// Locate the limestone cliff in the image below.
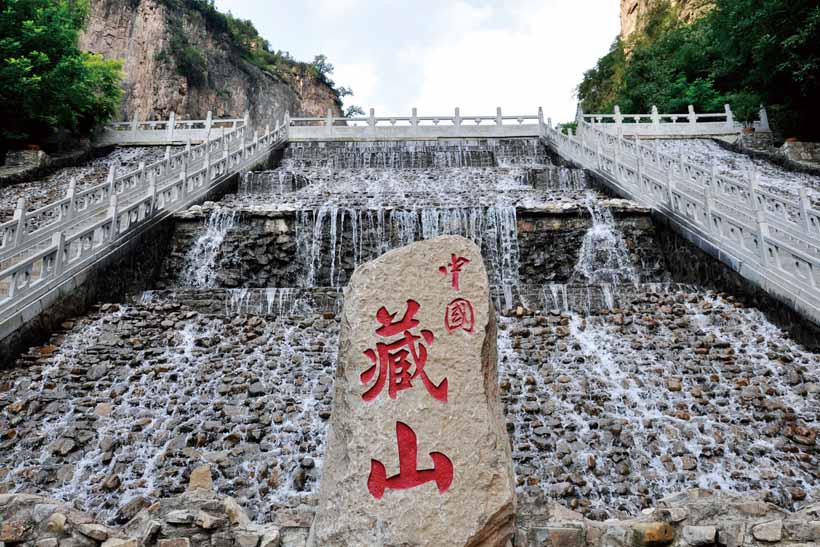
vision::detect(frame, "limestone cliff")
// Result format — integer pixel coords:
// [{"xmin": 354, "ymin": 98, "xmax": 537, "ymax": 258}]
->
[
  {"xmin": 79, "ymin": 0, "xmax": 342, "ymax": 127},
  {"xmin": 620, "ymin": 0, "xmax": 711, "ymax": 42}
]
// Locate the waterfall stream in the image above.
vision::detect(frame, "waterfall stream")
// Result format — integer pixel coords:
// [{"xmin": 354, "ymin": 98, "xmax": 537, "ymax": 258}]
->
[
  {"xmin": 177, "ymin": 208, "xmax": 238, "ymax": 288},
  {"xmin": 2, "ymin": 137, "xmax": 817, "ymax": 524}
]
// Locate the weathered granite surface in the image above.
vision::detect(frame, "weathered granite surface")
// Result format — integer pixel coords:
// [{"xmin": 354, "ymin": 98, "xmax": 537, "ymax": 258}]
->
[{"xmin": 310, "ymin": 236, "xmax": 515, "ymax": 547}]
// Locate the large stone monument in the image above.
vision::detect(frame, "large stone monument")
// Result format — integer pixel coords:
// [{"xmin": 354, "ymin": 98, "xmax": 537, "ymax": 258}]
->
[{"xmin": 309, "ymin": 236, "xmax": 516, "ymax": 547}]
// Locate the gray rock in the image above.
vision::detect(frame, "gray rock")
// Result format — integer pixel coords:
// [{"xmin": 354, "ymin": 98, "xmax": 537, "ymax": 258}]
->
[
  {"xmin": 681, "ymin": 526, "xmax": 717, "ymax": 546},
  {"xmin": 751, "ymin": 520, "xmax": 783, "ymax": 543}
]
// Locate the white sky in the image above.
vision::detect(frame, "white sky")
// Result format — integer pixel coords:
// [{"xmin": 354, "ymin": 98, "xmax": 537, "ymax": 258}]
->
[{"xmin": 213, "ymin": 0, "xmax": 620, "ymax": 122}]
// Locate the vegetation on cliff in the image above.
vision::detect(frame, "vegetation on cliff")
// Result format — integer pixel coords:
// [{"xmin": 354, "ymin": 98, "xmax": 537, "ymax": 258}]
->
[
  {"xmin": 578, "ymin": 0, "xmax": 820, "ymax": 140},
  {"xmin": 157, "ymin": 0, "xmax": 361, "ymax": 116},
  {"xmin": 0, "ymin": 0, "xmax": 123, "ymax": 160}
]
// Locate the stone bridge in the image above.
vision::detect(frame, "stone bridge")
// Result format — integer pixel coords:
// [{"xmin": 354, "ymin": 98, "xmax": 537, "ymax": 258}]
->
[{"xmin": 0, "ymin": 106, "xmax": 816, "ymax": 356}]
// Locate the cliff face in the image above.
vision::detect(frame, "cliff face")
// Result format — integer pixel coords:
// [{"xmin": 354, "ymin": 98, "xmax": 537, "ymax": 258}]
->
[
  {"xmin": 79, "ymin": 0, "xmax": 342, "ymax": 127},
  {"xmin": 620, "ymin": 0, "xmax": 711, "ymax": 42}
]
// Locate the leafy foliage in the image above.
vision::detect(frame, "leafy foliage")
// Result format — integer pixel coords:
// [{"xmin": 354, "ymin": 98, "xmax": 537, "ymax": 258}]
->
[
  {"xmin": 577, "ymin": 0, "xmax": 820, "ymax": 139},
  {"xmin": 0, "ymin": 0, "xmax": 123, "ymax": 154}
]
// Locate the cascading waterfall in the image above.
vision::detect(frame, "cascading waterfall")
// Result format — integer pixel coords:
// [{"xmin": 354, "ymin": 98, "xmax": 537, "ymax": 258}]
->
[
  {"xmin": 295, "ymin": 205, "xmax": 520, "ymax": 300},
  {"xmin": 573, "ymin": 192, "xmax": 640, "ymax": 285},
  {"xmin": 500, "ymin": 290, "xmax": 820, "ymax": 516},
  {"xmin": 8, "ymin": 132, "xmax": 818, "ymax": 527},
  {"xmin": 177, "ymin": 208, "xmax": 238, "ymax": 288}
]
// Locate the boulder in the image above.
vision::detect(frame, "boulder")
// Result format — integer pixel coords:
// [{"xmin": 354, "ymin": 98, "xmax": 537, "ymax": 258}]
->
[
  {"xmin": 751, "ymin": 520, "xmax": 783, "ymax": 543},
  {"xmin": 309, "ymin": 236, "xmax": 515, "ymax": 547}
]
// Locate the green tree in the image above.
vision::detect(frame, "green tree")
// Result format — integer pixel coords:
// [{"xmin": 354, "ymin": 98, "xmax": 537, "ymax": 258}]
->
[
  {"xmin": 577, "ymin": 0, "xmax": 820, "ymax": 139},
  {"xmin": 0, "ymin": 0, "xmax": 123, "ymax": 162}
]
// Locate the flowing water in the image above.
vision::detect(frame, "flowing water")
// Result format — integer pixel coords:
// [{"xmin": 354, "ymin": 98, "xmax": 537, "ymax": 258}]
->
[
  {"xmin": 1, "ymin": 137, "xmax": 817, "ymax": 523},
  {"xmin": 572, "ymin": 192, "xmax": 640, "ymax": 286},
  {"xmin": 177, "ymin": 208, "xmax": 238, "ymax": 288}
]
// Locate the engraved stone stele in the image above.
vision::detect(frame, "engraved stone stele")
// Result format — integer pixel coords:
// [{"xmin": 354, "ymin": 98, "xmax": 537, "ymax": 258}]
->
[{"xmin": 308, "ymin": 235, "xmax": 516, "ymax": 547}]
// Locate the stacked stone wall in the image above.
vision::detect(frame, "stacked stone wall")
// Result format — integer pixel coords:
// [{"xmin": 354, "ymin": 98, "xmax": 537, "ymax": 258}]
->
[{"xmin": 156, "ymin": 208, "xmax": 669, "ymax": 290}]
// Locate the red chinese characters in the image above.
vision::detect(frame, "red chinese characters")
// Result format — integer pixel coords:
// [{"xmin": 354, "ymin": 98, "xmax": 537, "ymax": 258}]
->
[
  {"xmin": 438, "ymin": 254, "xmax": 471, "ymax": 291},
  {"xmin": 445, "ymin": 298, "xmax": 475, "ymax": 334},
  {"xmin": 368, "ymin": 422, "xmax": 454, "ymax": 500},
  {"xmin": 361, "ymin": 300, "xmax": 448, "ymax": 403}
]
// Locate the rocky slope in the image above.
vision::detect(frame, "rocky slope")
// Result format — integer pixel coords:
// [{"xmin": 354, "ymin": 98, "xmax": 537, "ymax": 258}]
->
[
  {"xmin": 79, "ymin": 0, "xmax": 342, "ymax": 127},
  {"xmin": 620, "ymin": 0, "xmax": 711, "ymax": 42}
]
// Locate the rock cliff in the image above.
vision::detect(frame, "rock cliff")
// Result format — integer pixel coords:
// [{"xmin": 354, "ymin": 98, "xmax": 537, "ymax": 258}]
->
[
  {"xmin": 79, "ymin": 0, "xmax": 343, "ymax": 127},
  {"xmin": 620, "ymin": 0, "xmax": 711, "ymax": 42}
]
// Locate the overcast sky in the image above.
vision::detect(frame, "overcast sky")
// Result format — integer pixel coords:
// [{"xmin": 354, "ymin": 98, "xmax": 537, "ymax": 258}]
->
[{"xmin": 213, "ymin": 0, "xmax": 620, "ymax": 122}]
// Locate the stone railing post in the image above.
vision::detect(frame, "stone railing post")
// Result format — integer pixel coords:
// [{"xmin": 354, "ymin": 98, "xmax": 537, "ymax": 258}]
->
[
  {"xmin": 664, "ymin": 165, "xmax": 675, "ymax": 207},
  {"xmin": 651, "ymin": 105, "xmax": 660, "ymax": 125},
  {"xmin": 368, "ymin": 108, "xmax": 376, "ymax": 129},
  {"xmin": 614, "ymin": 105, "xmax": 623, "ymax": 128},
  {"xmin": 454, "ymin": 107, "xmax": 462, "ymax": 128},
  {"xmin": 411, "ymin": 108, "xmax": 419, "ymax": 129},
  {"xmin": 148, "ymin": 170, "xmax": 157, "ymax": 215},
  {"xmin": 131, "ymin": 114, "xmax": 139, "ymax": 132},
  {"xmin": 688, "ymin": 105, "xmax": 697, "ymax": 125},
  {"xmin": 704, "ymin": 187, "xmax": 715, "ymax": 234},
  {"xmin": 496, "ymin": 107, "xmax": 503, "ymax": 127},
  {"xmin": 65, "ymin": 179, "xmax": 77, "ymax": 221},
  {"xmin": 538, "ymin": 107, "xmax": 545, "ymax": 134},
  {"xmin": 756, "ymin": 210, "xmax": 770, "ymax": 265},
  {"xmin": 798, "ymin": 187, "xmax": 813, "ymax": 235},
  {"xmin": 107, "ymin": 162, "xmax": 118, "ymax": 197},
  {"xmin": 205, "ymin": 110, "xmax": 213, "ymax": 133},
  {"xmin": 108, "ymin": 194, "xmax": 119, "ymax": 242},
  {"xmin": 748, "ymin": 167, "xmax": 761, "ymax": 210},
  {"xmin": 167, "ymin": 112, "xmax": 176, "ymax": 141},
  {"xmin": 52, "ymin": 231, "xmax": 66, "ymax": 276},
  {"xmin": 243, "ymin": 111, "xmax": 251, "ymax": 128},
  {"xmin": 705, "ymin": 158, "xmax": 719, "ymax": 197},
  {"xmin": 758, "ymin": 105, "xmax": 770, "ymax": 132},
  {"xmin": 179, "ymin": 152, "xmax": 189, "ymax": 202},
  {"xmin": 326, "ymin": 108, "xmax": 334, "ymax": 137},
  {"xmin": 13, "ymin": 198, "xmax": 27, "ymax": 246},
  {"xmin": 204, "ymin": 139, "xmax": 211, "ymax": 185},
  {"xmin": 724, "ymin": 104, "xmax": 735, "ymax": 128},
  {"xmin": 137, "ymin": 161, "xmax": 146, "ymax": 189}
]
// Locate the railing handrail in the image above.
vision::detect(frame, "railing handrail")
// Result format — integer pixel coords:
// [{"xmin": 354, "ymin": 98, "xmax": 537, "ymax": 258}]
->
[
  {"xmin": 578, "ymin": 104, "xmax": 771, "ymax": 135},
  {"xmin": 289, "ymin": 108, "xmax": 543, "ymax": 127},
  {"xmin": 0, "ymin": 115, "xmax": 287, "ymax": 325},
  {"xmin": 547, "ymin": 119, "xmax": 819, "ymax": 324}
]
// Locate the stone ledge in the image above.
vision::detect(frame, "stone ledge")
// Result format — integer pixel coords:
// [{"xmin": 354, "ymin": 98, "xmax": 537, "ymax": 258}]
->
[
  {"xmin": 172, "ymin": 198, "xmax": 650, "ymax": 220},
  {"xmin": 2, "ymin": 489, "xmax": 819, "ymax": 547}
]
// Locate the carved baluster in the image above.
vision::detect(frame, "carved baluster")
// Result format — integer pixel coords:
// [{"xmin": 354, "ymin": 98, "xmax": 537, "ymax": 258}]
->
[
  {"xmin": 756, "ymin": 210, "xmax": 770, "ymax": 266},
  {"xmin": 798, "ymin": 187, "xmax": 813, "ymax": 236},
  {"xmin": 704, "ymin": 187, "xmax": 716, "ymax": 234},
  {"xmin": 107, "ymin": 162, "xmax": 118, "ymax": 197},
  {"xmin": 108, "ymin": 195, "xmax": 119, "ymax": 242},
  {"xmin": 168, "ymin": 111, "xmax": 176, "ymax": 141},
  {"xmin": 52, "ymin": 232, "xmax": 66, "ymax": 276},
  {"xmin": 13, "ymin": 198, "xmax": 27, "ymax": 246},
  {"xmin": 65, "ymin": 179, "xmax": 77, "ymax": 221}
]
